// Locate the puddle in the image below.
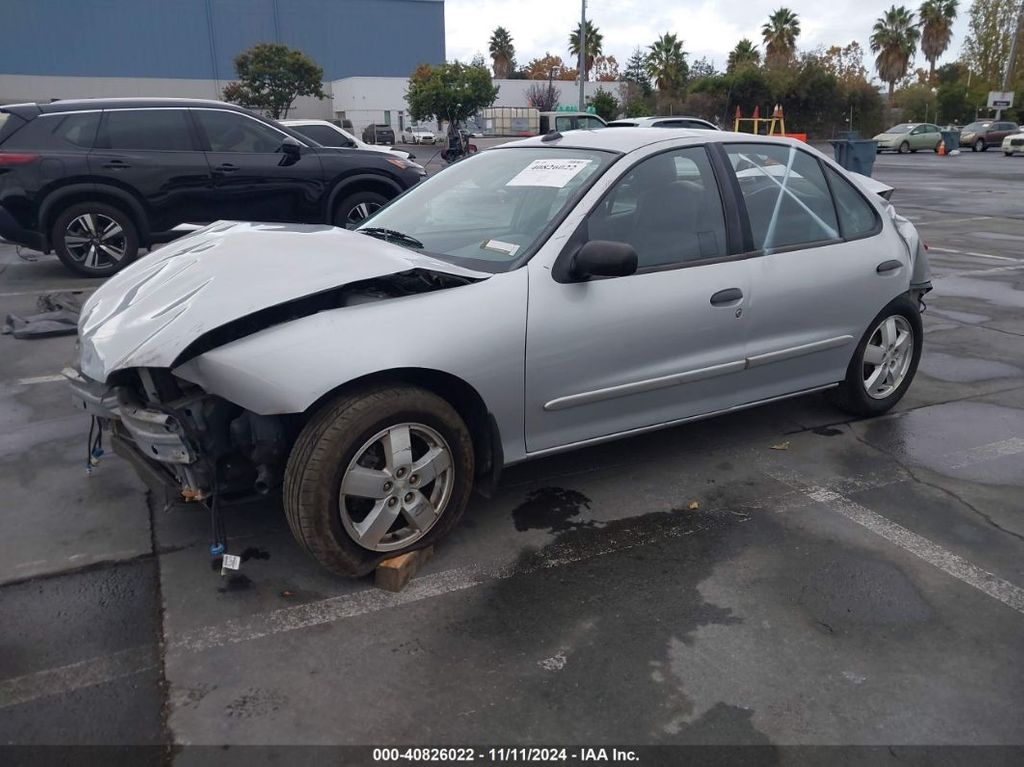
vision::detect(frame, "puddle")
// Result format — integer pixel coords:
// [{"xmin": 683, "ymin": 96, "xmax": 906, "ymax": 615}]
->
[
  {"xmin": 511, "ymin": 487, "xmax": 594, "ymax": 532},
  {"xmin": 918, "ymin": 352, "xmax": 1021, "ymax": 383}
]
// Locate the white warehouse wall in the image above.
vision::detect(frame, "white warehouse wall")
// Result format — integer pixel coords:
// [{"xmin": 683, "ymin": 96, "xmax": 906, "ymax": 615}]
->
[{"xmin": 332, "ymin": 77, "xmax": 624, "ymax": 136}]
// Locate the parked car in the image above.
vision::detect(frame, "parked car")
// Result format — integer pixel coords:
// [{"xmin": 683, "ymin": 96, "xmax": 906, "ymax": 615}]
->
[
  {"xmin": 538, "ymin": 111, "xmax": 607, "ymax": 134},
  {"xmin": 281, "ymin": 119, "xmax": 416, "ymax": 161},
  {"xmin": 67, "ymin": 129, "xmax": 930, "ymax": 577},
  {"xmin": 872, "ymin": 123, "xmax": 943, "ymax": 153},
  {"xmin": 960, "ymin": 120, "xmax": 1019, "ymax": 151},
  {"xmin": 1002, "ymin": 128, "xmax": 1024, "ymax": 156},
  {"xmin": 608, "ymin": 116, "xmax": 719, "ymax": 130},
  {"xmin": 401, "ymin": 125, "xmax": 436, "ymax": 144},
  {"xmin": 0, "ymin": 99, "xmax": 425, "ymax": 277},
  {"xmin": 362, "ymin": 124, "xmax": 396, "ymax": 145}
]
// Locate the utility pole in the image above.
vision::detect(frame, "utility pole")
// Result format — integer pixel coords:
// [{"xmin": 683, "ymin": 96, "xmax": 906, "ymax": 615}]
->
[
  {"xmin": 578, "ymin": 0, "xmax": 587, "ymax": 111},
  {"xmin": 998, "ymin": 0, "xmax": 1024, "ymax": 119}
]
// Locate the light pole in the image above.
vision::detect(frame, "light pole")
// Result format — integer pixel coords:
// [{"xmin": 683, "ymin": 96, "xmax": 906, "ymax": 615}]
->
[
  {"xmin": 997, "ymin": 0, "xmax": 1024, "ymax": 119},
  {"xmin": 548, "ymin": 65, "xmax": 561, "ymax": 110},
  {"xmin": 578, "ymin": 0, "xmax": 587, "ymax": 111}
]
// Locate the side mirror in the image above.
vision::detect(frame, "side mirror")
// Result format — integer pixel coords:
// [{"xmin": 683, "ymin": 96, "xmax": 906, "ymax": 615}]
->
[
  {"xmin": 570, "ymin": 240, "xmax": 638, "ymax": 281},
  {"xmin": 280, "ymin": 137, "xmax": 302, "ymax": 162}
]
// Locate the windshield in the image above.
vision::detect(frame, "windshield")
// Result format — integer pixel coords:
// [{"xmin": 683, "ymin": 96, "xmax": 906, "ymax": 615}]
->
[
  {"xmin": 963, "ymin": 121, "xmax": 991, "ymax": 131},
  {"xmin": 885, "ymin": 124, "xmax": 915, "ymax": 134},
  {"xmin": 357, "ymin": 147, "xmax": 615, "ymax": 272}
]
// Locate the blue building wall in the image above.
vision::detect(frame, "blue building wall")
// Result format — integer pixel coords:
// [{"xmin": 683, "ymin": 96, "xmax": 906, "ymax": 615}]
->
[{"xmin": 1, "ymin": 0, "xmax": 445, "ymax": 80}]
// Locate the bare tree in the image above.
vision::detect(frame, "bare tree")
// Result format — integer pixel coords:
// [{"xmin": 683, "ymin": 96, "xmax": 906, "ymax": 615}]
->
[{"xmin": 526, "ymin": 81, "xmax": 561, "ymax": 111}]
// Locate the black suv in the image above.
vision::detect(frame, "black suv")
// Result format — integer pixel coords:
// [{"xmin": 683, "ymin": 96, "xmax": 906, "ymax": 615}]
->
[
  {"xmin": 0, "ymin": 99, "xmax": 424, "ymax": 276},
  {"xmin": 361, "ymin": 124, "xmax": 396, "ymax": 145}
]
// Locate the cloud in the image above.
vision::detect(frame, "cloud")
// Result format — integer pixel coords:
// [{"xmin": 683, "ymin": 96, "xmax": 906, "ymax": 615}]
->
[{"xmin": 444, "ymin": 0, "xmax": 970, "ymax": 77}]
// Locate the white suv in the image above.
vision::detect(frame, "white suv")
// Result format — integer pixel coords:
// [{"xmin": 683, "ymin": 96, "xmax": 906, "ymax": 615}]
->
[
  {"xmin": 281, "ymin": 119, "xmax": 417, "ymax": 161},
  {"xmin": 608, "ymin": 116, "xmax": 719, "ymax": 130}
]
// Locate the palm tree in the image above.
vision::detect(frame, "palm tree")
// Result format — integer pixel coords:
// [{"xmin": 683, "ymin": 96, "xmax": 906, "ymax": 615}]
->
[
  {"xmin": 870, "ymin": 5, "xmax": 921, "ymax": 103},
  {"xmin": 488, "ymin": 26, "xmax": 516, "ymax": 79},
  {"xmin": 727, "ymin": 39, "xmax": 762, "ymax": 72},
  {"xmin": 918, "ymin": 0, "xmax": 958, "ymax": 80},
  {"xmin": 761, "ymin": 7, "xmax": 801, "ymax": 66},
  {"xmin": 646, "ymin": 33, "xmax": 688, "ymax": 92},
  {"xmin": 569, "ymin": 20, "xmax": 604, "ymax": 80}
]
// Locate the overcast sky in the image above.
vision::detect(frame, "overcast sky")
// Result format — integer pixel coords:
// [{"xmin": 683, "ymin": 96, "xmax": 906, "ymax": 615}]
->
[{"xmin": 443, "ymin": 0, "xmax": 970, "ymax": 81}]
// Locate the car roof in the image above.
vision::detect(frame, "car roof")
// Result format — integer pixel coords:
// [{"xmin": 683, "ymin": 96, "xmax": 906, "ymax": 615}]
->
[
  {"xmin": 280, "ymin": 119, "xmax": 338, "ymax": 127},
  {"xmin": 1, "ymin": 98, "xmax": 253, "ymax": 116},
  {"xmin": 505, "ymin": 127, "xmax": 810, "ymax": 154}
]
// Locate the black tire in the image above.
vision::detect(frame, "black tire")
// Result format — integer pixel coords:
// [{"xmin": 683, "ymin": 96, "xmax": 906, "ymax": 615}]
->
[
  {"xmin": 284, "ymin": 385, "xmax": 475, "ymax": 577},
  {"xmin": 898, "ymin": 141, "xmax": 910, "ymax": 154},
  {"xmin": 333, "ymin": 190, "xmax": 389, "ymax": 228},
  {"xmin": 51, "ymin": 202, "xmax": 139, "ymax": 277},
  {"xmin": 974, "ymin": 139, "xmax": 985, "ymax": 152},
  {"xmin": 830, "ymin": 295, "xmax": 923, "ymax": 417},
  {"xmin": 910, "ymin": 148, "xmax": 918, "ymax": 153}
]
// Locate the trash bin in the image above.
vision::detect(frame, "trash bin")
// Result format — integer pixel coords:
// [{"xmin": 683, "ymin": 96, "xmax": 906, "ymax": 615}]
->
[
  {"xmin": 940, "ymin": 130, "xmax": 960, "ymax": 153},
  {"xmin": 829, "ymin": 139, "xmax": 878, "ymax": 177},
  {"xmin": 837, "ymin": 130, "xmax": 860, "ymax": 140}
]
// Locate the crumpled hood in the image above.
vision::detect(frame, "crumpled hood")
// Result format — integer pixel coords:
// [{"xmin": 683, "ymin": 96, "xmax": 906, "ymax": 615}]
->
[{"xmin": 78, "ymin": 221, "xmax": 487, "ymax": 381}]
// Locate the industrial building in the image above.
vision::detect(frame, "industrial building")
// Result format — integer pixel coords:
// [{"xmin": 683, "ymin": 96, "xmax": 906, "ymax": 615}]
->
[{"xmin": 0, "ymin": 0, "xmax": 446, "ymax": 118}]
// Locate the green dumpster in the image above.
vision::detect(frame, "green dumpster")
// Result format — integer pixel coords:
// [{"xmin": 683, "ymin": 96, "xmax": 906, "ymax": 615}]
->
[{"xmin": 829, "ymin": 139, "xmax": 879, "ymax": 177}]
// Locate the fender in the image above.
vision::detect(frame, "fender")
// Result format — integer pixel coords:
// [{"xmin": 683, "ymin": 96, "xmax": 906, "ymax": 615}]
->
[
  {"xmin": 325, "ymin": 173, "xmax": 404, "ymax": 220},
  {"xmin": 40, "ymin": 183, "xmax": 151, "ymax": 246}
]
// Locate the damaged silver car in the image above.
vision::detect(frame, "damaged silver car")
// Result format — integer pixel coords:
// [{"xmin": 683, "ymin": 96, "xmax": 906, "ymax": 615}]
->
[{"xmin": 67, "ymin": 130, "xmax": 931, "ymax": 576}]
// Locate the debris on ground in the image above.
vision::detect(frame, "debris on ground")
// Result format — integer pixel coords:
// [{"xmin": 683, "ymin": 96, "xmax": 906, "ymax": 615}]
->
[
  {"xmin": 2, "ymin": 291, "xmax": 85, "ymax": 338},
  {"xmin": 770, "ymin": 441, "xmax": 791, "ymax": 451},
  {"xmin": 687, "ymin": 500, "xmax": 701, "ymax": 511}
]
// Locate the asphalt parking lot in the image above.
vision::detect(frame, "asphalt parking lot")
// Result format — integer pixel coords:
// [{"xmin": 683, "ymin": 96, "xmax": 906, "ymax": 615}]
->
[{"xmin": 1, "ymin": 147, "xmax": 1023, "ymax": 760}]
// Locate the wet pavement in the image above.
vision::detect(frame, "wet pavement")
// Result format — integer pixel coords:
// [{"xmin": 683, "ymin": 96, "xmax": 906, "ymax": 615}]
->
[{"xmin": 0, "ymin": 148, "xmax": 1022, "ymax": 758}]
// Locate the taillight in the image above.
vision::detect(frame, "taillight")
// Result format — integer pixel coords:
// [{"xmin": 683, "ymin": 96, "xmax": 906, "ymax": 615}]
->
[{"xmin": 0, "ymin": 152, "xmax": 39, "ymax": 166}]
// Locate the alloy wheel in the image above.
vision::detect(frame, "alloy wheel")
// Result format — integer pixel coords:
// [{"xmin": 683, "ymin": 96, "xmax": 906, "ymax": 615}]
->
[
  {"xmin": 64, "ymin": 213, "xmax": 127, "ymax": 270},
  {"xmin": 862, "ymin": 315, "xmax": 914, "ymax": 400},
  {"xmin": 338, "ymin": 422, "xmax": 454, "ymax": 552},
  {"xmin": 347, "ymin": 201, "xmax": 382, "ymax": 225}
]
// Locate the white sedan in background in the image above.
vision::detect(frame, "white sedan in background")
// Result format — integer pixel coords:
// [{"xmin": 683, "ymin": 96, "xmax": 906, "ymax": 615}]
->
[
  {"xmin": 281, "ymin": 119, "xmax": 417, "ymax": 161},
  {"xmin": 402, "ymin": 125, "xmax": 437, "ymax": 144}
]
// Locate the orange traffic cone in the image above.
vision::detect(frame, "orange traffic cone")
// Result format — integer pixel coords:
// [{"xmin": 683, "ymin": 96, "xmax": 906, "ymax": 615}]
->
[{"xmin": 938, "ymin": 140, "xmax": 946, "ymax": 156}]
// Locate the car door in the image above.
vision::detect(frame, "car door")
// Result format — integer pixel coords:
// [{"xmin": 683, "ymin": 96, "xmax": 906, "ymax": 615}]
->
[
  {"xmin": 992, "ymin": 122, "xmax": 1016, "ymax": 146},
  {"xmin": 721, "ymin": 142, "xmax": 907, "ymax": 403},
  {"xmin": 524, "ymin": 145, "xmax": 752, "ymax": 453},
  {"xmin": 919, "ymin": 124, "xmax": 940, "ymax": 150},
  {"xmin": 89, "ymin": 108, "xmax": 212, "ymax": 231},
  {"xmin": 193, "ymin": 108, "xmax": 324, "ymax": 223}
]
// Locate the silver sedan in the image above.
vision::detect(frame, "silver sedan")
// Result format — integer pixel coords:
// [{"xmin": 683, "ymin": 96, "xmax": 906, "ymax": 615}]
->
[{"xmin": 68, "ymin": 129, "xmax": 931, "ymax": 576}]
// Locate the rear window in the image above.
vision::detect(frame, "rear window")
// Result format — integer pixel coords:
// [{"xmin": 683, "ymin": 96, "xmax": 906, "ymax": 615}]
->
[{"xmin": 53, "ymin": 112, "xmax": 100, "ymax": 148}]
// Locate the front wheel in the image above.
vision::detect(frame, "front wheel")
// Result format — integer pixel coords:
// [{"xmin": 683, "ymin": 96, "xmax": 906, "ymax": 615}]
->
[
  {"xmin": 974, "ymin": 139, "xmax": 985, "ymax": 152},
  {"xmin": 284, "ymin": 386, "xmax": 475, "ymax": 576},
  {"xmin": 51, "ymin": 202, "xmax": 140, "ymax": 277},
  {"xmin": 830, "ymin": 295, "xmax": 922, "ymax": 417},
  {"xmin": 333, "ymin": 190, "xmax": 388, "ymax": 228}
]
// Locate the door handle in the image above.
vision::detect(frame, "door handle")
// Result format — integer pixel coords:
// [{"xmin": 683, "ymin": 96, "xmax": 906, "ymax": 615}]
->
[
  {"xmin": 101, "ymin": 160, "xmax": 130, "ymax": 170},
  {"xmin": 710, "ymin": 288, "xmax": 743, "ymax": 306},
  {"xmin": 876, "ymin": 260, "xmax": 903, "ymax": 274},
  {"xmin": 214, "ymin": 163, "xmax": 239, "ymax": 174}
]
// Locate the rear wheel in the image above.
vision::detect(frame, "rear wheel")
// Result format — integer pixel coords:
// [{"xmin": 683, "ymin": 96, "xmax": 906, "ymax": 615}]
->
[
  {"xmin": 333, "ymin": 190, "xmax": 388, "ymax": 228},
  {"xmin": 284, "ymin": 386, "xmax": 475, "ymax": 577},
  {"xmin": 898, "ymin": 141, "xmax": 910, "ymax": 154},
  {"xmin": 51, "ymin": 202, "xmax": 139, "ymax": 277},
  {"xmin": 831, "ymin": 295, "xmax": 922, "ymax": 417}
]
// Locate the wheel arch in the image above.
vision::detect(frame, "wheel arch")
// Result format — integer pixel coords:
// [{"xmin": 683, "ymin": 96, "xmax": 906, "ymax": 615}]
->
[
  {"xmin": 40, "ymin": 183, "xmax": 150, "ymax": 249},
  {"xmin": 325, "ymin": 174, "xmax": 403, "ymax": 222},
  {"xmin": 303, "ymin": 367, "xmax": 503, "ymax": 494}
]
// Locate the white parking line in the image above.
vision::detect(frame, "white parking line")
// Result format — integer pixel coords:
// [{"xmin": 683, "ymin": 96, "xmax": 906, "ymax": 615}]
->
[
  {"xmin": 0, "ymin": 287, "xmax": 94, "ymax": 298},
  {"xmin": 946, "ymin": 437, "xmax": 1024, "ymax": 469},
  {"xmin": 0, "ymin": 646, "xmax": 155, "ymax": 710},
  {"xmin": 915, "ymin": 216, "xmax": 996, "ymax": 227},
  {"xmin": 927, "ymin": 246, "xmax": 1019, "ymax": 262},
  {"xmin": 11, "ymin": 374, "xmax": 66, "ymax": 386}
]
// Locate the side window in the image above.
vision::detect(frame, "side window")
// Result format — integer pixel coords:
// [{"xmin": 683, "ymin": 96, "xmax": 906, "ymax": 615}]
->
[
  {"xmin": 195, "ymin": 110, "xmax": 285, "ymax": 153},
  {"xmin": 555, "ymin": 116, "xmax": 574, "ymax": 132},
  {"xmin": 587, "ymin": 147, "xmax": 728, "ymax": 268},
  {"xmin": 53, "ymin": 113, "xmax": 100, "ymax": 148},
  {"xmin": 725, "ymin": 143, "xmax": 839, "ymax": 252},
  {"xmin": 103, "ymin": 109, "xmax": 193, "ymax": 151},
  {"xmin": 824, "ymin": 166, "xmax": 880, "ymax": 240},
  {"xmin": 292, "ymin": 124, "xmax": 343, "ymax": 146},
  {"xmin": 578, "ymin": 116, "xmax": 605, "ymax": 130}
]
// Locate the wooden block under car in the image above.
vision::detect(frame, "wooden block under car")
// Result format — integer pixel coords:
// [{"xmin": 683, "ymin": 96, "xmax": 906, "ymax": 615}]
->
[{"xmin": 375, "ymin": 546, "xmax": 434, "ymax": 592}]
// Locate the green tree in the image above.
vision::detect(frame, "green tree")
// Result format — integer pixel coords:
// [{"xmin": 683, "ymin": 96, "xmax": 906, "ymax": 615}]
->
[
  {"xmin": 962, "ymin": 0, "xmax": 1024, "ymax": 88},
  {"xmin": 623, "ymin": 47, "xmax": 653, "ymax": 94},
  {"xmin": 689, "ymin": 56, "xmax": 718, "ymax": 81},
  {"xmin": 761, "ymin": 8, "xmax": 801, "ymax": 67},
  {"xmin": 222, "ymin": 43, "xmax": 326, "ymax": 119},
  {"xmin": 488, "ymin": 26, "xmax": 516, "ymax": 79},
  {"xmin": 935, "ymin": 63, "xmax": 972, "ymax": 123},
  {"xmin": 646, "ymin": 33, "xmax": 689, "ymax": 92},
  {"xmin": 919, "ymin": 0, "xmax": 959, "ymax": 79},
  {"xmin": 895, "ymin": 81, "xmax": 938, "ymax": 120},
  {"xmin": 569, "ymin": 20, "xmax": 604, "ymax": 80},
  {"xmin": 727, "ymin": 39, "xmax": 762, "ymax": 72},
  {"xmin": 406, "ymin": 61, "xmax": 499, "ymax": 125},
  {"xmin": 870, "ymin": 5, "xmax": 921, "ymax": 103},
  {"xmin": 821, "ymin": 42, "xmax": 869, "ymax": 84},
  {"xmin": 587, "ymin": 88, "xmax": 620, "ymax": 120}
]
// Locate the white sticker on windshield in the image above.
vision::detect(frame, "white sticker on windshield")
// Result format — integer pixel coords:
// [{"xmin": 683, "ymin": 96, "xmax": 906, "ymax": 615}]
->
[
  {"xmin": 506, "ymin": 159, "xmax": 592, "ymax": 188},
  {"xmin": 481, "ymin": 239, "xmax": 520, "ymax": 256}
]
